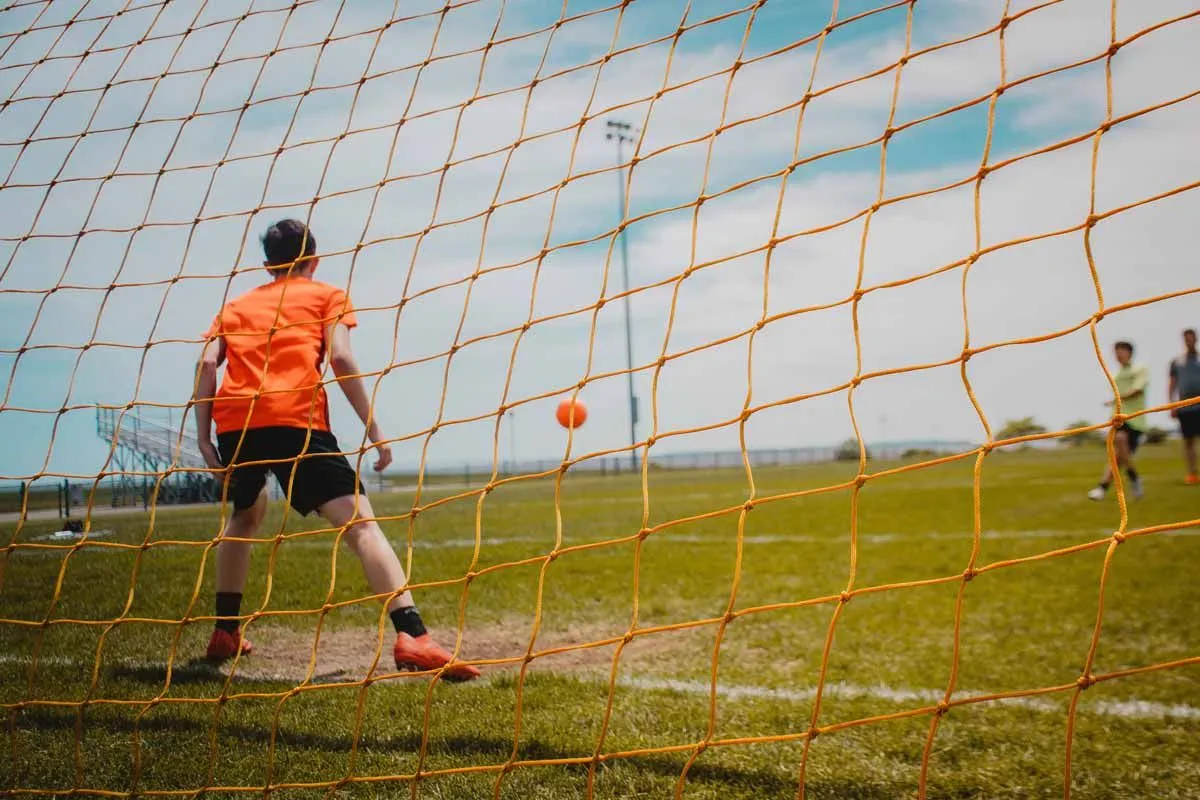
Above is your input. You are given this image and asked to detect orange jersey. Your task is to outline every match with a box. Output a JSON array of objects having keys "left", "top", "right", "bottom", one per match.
[{"left": 204, "top": 276, "right": 357, "bottom": 435}]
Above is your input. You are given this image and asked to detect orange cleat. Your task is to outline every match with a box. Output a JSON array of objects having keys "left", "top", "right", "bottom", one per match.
[
  {"left": 206, "top": 628, "right": 253, "bottom": 662},
  {"left": 393, "top": 632, "right": 480, "bottom": 682},
  {"left": 1186, "top": 473, "right": 1199, "bottom": 486}
]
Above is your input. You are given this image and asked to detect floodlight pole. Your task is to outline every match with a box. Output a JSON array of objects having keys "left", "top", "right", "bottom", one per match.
[{"left": 606, "top": 119, "right": 639, "bottom": 471}]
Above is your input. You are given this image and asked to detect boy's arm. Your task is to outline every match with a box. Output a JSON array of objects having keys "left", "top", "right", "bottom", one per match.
[
  {"left": 193, "top": 336, "right": 225, "bottom": 470},
  {"left": 1114, "top": 365, "right": 1147, "bottom": 402},
  {"left": 326, "top": 322, "right": 391, "bottom": 472}
]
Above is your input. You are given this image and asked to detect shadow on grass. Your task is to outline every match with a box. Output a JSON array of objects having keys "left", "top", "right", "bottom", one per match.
[
  {"left": 107, "top": 659, "right": 348, "bottom": 686},
  {"left": 7, "top": 704, "right": 915, "bottom": 798}
]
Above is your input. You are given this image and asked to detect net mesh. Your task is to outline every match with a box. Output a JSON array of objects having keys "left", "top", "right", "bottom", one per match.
[{"left": 2, "top": 0, "right": 1199, "bottom": 797}]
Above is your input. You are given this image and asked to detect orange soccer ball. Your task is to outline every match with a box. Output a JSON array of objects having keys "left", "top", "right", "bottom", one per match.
[{"left": 556, "top": 398, "right": 587, "bottom": 429}]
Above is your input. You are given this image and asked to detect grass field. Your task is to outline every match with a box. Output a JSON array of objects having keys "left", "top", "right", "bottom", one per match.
[{"left": 2, "top": 445, "right": 1197, "bottom": 799}]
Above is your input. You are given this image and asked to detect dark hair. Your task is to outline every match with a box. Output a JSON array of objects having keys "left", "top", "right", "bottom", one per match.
[
  {"left": 1114, "top": 340, "right": 1134, "bottom": 354},
  {"left": 261, "top": 219, "right": 317, "bottom": 271},
  {"left": 1185, "top": 328, "right": 1197, "bottom": 337}
]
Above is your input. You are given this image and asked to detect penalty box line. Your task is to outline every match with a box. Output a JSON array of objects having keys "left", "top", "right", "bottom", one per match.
[{"left": 0, "top": 654, "right": 1196, "bottom": 722}]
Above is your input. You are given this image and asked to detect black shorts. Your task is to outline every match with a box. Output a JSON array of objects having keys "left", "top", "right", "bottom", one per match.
[
  {"left": 1180, "top": 410, "right": 1200, "bottom": 440},
  {"left": 1117, "top": 423, "right": 1142, "bottom": 453},
  {"left": 216, "top": 427, "right": 365, "bottom": 516}
]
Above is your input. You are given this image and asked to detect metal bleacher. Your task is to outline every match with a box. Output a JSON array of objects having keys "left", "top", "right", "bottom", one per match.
[{"left": 95, "top": 407, "right": 219, "bottom": 507}]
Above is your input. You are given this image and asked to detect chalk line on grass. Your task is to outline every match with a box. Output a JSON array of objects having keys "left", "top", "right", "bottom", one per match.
[
  {"left": 616, "top": 677, "right": 1200, "bottom": 721},
  {"left": 0, "top": 654, "right": 1195, "bottom": 721},
  {"left": 7, "top": 525, "right": 1197, "bottom": 559}
]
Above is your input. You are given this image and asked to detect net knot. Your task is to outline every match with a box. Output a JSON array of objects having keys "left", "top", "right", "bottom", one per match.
[
  {"left": 1111, "top": 531, "right": 1126, "bottom": 544},
  {"left": 935, "top": 701, "right": 950, "bottom": 716},
  {"left": 1077, "top": 673, "right": 1095, "bottom": 690},
  {"left": 839, "top": 591, "right": 851, "bottom": 604},
  {"left": 1107, "top": 42, "right": 1122, "bottom": 57}
]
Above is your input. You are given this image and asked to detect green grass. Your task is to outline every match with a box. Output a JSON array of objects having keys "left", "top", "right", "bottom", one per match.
[{"left": 1, "top": 445, "right": 1198, "bottom": 799}]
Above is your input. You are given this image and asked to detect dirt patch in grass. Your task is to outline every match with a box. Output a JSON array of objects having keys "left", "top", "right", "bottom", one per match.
[{"left": 224, "top": 617, "right": 718, "bottom": 684}]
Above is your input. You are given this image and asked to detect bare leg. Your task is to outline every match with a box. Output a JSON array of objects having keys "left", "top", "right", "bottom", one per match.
[
  {"left": 208, "top": 489, "right": 268, "bottom": 655},
  {"left": 215, "top": 489, "right": 268, "bottom": 593},
  {"left": 1184, "top": 436, "right": 1198, "bottom": 477},
  {"left": 317, "top": 493, "right": 413, "bottom": 611},
  {"left": 1116, "top": 431, "right": 1133, "bottom": 477},
  {"left": 317, "top": 492, "right": 480, "bottom": 680},
  {"left": 1098, "top": 430, "right": 1130, "bottom": 487}
]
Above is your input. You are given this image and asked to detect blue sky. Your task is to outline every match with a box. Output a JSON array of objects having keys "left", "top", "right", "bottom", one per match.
[{"left": 1, "top": 0, "right": 1198, "bottom": 483}]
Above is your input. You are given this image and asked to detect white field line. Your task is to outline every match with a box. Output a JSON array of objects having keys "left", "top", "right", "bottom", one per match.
[
  {"left": 9, "top": 526, "right": 1197, "bottom": 558},
  {"left": 0, "top": 653, "right": 1195, "bottom": 722},
  {"left": 617, "top": 677, "right": 1200, "bottom": 722}
]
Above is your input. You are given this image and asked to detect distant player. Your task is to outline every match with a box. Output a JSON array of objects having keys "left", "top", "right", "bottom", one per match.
[
  {"left": 1088, "top": 340, "right": 1148, "bottom": 501},
  {"left": 1168, "top": 327, "right": 1199, "bottom": 485},
  {"left": 192, "top": 219, "right": 479, "bottom": 681}
]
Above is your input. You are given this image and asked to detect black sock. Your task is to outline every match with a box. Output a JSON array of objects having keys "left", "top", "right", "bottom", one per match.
[
  {"left": 1126, "top": 467, "right": 1139, "bottom": 482},
  {"left": 215, "top": 592, "right": 242, "bottom": 634},
  {"left": 1098, "top": 480, "right": 1110, "bottom": 490},
  {"left": 391, "top": 606, "right": 427, "bottom": 638}
]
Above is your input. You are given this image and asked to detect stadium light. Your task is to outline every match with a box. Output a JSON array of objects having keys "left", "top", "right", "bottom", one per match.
[{"left": 605, "top": 118, "right": 640, "bottom": 471}]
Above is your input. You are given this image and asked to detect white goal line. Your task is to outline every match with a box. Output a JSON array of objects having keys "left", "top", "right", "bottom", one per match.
[
  {"left": 7, "top": 526, "right": 1198, "bottom": 558},
  {"left": 0, "top": 654, "right": 1194, "bottom": 722}
]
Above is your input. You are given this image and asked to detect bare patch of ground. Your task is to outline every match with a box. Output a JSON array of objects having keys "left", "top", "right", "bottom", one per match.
[{"left": 222, "top": 617, "right": 717, "bottom": 685}]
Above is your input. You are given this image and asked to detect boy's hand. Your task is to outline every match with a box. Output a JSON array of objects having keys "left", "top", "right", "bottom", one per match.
[
  {"left": 198, "top": 440, "right": 224, "bottom": 471},
  {"left": 373, "top": 440, "right": 392, "bottom": 472}
]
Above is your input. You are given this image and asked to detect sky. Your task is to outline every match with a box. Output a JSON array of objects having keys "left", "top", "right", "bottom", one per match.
[{"left": 0, "top": 0, "right": 1197, "bottom": 481}]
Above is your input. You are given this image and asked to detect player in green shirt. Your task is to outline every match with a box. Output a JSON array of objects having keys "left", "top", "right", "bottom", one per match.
[{"left": 1088, "top": 340, "right": 1148, "bottom": 501}]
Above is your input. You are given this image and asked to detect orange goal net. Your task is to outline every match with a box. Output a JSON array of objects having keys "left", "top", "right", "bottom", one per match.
[{"left": 2, "top": 1, "right": 1199, "bottom": 798}]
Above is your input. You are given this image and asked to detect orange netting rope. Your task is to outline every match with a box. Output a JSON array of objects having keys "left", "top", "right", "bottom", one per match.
[{"left": 2, "top": 1, "right": 1199, "bottom": 798}]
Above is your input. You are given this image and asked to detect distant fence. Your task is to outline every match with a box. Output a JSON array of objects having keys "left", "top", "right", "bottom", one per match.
[
  {"left": 0, "top": 480, "right": 97, "bottom": 518},
  {"left": 1, "top": 442, "right": 980, "bottom": 518},
  {"left": 399, "top": 441, "right": 981, "bottom": 483},
  {"left": 0, "top": 475, "right": 221, "bottom": 519}
]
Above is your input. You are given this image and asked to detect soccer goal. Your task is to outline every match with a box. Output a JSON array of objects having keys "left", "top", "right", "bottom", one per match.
[{"left": 2, "top": 1, "right": 1198, "bottom": 798}]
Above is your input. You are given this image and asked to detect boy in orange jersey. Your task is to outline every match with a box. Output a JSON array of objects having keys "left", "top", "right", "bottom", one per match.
[{"left": 192, "top": 219, "right": 479, "bottom": 682}]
